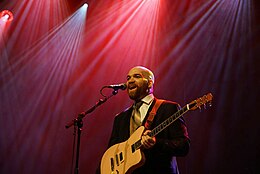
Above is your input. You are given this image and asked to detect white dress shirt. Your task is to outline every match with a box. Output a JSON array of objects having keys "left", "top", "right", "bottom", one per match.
[{"left": 139, "top": 94, "right": 154, "bottom": 122}]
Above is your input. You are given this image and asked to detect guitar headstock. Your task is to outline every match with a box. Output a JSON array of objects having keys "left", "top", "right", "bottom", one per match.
[{"left": 188, "top": 93, "right": 213, "bottom": 111}]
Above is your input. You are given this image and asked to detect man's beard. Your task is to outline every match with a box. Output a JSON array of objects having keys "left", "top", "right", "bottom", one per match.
[
  {"left": 128, "top": 91, "right": 139, "bottom": 100},
  {"left": 128, "top": 87, "right": 147, "bottom": 101}
]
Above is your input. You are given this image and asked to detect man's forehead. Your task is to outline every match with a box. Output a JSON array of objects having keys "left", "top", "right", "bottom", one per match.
[
  {"left": 128, "top": 68, "right": 144, "bottom": 74},
  {"left": 127, "top": 66, "right": 155, "bottom": 83},
  {"left": 127, "top": 68, "right": 146, "bottom": 76}
]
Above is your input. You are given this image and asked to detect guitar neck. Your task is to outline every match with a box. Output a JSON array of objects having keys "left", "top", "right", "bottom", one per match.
[
  {"left": 131, "top": 93, "right": 212, "bottom": 152},
  {"left": 149, "top": 104, "right": 190, "bottom": 137}
]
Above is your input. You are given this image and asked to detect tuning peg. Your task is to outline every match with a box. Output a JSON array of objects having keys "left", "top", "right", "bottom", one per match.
[
  {"left": 208, "top": 101, "right": 212, "bottom": 107},
  {"left": 198, "top": 105, "right": 202, "bottom": 112}
]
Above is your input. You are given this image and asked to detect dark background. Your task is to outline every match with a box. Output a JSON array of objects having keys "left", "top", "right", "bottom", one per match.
[{"left": 1, "top": 0, "right": 260, "bottom": 173}]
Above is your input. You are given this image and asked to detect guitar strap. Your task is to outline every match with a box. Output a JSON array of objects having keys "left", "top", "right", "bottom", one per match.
[{"left": 144, "top": 99, "right": 164, "bottom": 130}]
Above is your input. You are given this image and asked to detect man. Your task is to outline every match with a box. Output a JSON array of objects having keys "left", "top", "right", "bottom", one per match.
[{"left": 104, "top": 66, "right": 190, "bottom": 174}]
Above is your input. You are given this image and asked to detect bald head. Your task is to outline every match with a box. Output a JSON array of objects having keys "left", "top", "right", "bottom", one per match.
[{"left": 129, "top": 66, "right": 155, "bottom": 84}]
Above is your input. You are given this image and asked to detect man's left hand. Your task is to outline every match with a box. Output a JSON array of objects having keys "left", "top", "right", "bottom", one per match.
[{"left": 141, "top": 130, "right": 156, "bottom": 149}]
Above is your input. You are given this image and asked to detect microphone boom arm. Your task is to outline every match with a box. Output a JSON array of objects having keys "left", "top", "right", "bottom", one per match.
[{"left": 65, "top": 89, "right": 118, "bottom": 129}]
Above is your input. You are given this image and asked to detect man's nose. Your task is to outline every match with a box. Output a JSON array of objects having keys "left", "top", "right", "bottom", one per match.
[{"left": 127, "top": 77, "right": 135, "bottom": 83}]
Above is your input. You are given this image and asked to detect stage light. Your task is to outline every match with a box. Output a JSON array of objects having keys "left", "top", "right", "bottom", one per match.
[
  {"left": 0, "top": 10, "right": 14, "bottom": 22},
  {"left": 82, "top": 3, "right": 88, "bottom": 10}
]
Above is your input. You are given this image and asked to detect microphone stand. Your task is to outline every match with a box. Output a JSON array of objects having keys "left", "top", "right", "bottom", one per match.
[{"left": 65, "top": 88, "right": 120, "bottom": 174}]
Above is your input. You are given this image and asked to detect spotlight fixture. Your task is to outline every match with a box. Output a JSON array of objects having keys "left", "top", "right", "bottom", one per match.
[
  {"left": 0, "top": 10, "right": 14, "bottom": 22},
  {"left": 82, "top": 3, "right": 88, "bottom": 9}
]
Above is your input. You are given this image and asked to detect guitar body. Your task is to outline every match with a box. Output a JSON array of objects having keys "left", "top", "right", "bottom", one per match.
[{"left": 101, "top": 126, "right": 146, "bottom": 174}]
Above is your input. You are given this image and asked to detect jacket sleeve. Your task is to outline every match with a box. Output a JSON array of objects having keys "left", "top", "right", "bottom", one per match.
[
  {"left": 107, "top": 115, "right": 120, "bottom": 147},
  {"left": 107, "top": 109, "right": 131, "bottom": 147}
]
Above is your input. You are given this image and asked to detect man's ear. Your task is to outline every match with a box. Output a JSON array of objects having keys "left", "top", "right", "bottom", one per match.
[{"left": 148, "top": 79, "right": 153, "bottom": 89}]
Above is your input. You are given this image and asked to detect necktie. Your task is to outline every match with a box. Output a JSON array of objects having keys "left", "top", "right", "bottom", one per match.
[{"left": 130, "top": 101, "right": 143, "bottom": 135}]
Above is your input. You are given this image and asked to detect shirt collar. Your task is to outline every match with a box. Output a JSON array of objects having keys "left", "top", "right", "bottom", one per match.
[{"left": 141, "top": 94, "right": 154, "bottom": 105}]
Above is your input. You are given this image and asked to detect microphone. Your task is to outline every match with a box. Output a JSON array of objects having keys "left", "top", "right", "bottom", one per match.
[{"left": 105, "top": 83, "right": 127, "bottom": 90}]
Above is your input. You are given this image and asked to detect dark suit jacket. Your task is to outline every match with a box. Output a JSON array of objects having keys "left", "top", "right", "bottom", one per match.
[{"left": 108, "top": 98, "right": 190, "bottom": 174}]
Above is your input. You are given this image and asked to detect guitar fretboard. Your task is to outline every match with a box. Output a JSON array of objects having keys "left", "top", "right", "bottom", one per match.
[{"left": 150, "top": 105, "right": 189, "bottom": 137}]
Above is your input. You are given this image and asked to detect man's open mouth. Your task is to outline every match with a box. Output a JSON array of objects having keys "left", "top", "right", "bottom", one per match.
[{"left": 128, "top": 85, "right": 137, "bottom": 90}]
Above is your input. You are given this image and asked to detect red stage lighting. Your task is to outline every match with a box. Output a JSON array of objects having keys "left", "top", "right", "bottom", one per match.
[{"left": 0, "top": 10, "right": 14, "bottom": 22}]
